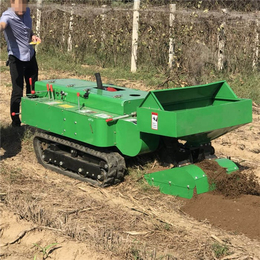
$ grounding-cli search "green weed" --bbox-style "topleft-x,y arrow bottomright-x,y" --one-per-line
0,66 -> 9,73
33,243 -> 58,260
211,242 -> 230,258
21,127 -> 35,150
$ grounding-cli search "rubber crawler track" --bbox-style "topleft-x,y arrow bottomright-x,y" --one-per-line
33,132 -> 126,187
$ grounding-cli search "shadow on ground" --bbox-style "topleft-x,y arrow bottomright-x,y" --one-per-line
0,125 -> 29,160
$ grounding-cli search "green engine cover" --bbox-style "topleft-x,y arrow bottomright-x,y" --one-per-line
21,79 -> 159,156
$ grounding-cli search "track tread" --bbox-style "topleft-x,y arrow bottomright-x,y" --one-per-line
33,132 -> 126,187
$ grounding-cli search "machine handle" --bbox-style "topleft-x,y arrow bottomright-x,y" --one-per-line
29,77 -> 34,94
105,112 -> 137,123
95,73 -> 104,90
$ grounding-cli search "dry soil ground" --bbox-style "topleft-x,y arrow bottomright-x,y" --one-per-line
0,62 -> 260,260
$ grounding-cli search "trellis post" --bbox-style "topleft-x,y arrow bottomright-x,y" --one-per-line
101,5 -> 107,43
62,12 -> 66,43
67,3 -> 75,52
217,22 -> 226,70
35,0 -> 42,50
253,19 -> 259,70
131,0 -> 140,73
168,4 -> 176,69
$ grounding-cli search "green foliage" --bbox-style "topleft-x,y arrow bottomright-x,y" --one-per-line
127,162 -> 158,193
211,242 -> 230,258
228,73 -> 260,103
0,66 -> 9,73
131,247 -> 142,260
33,243 -> 58,260
2,4 -> 252,73
30,0 -> 259,11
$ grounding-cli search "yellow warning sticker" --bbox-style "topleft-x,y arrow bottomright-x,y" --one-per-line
59,104 -> 74,108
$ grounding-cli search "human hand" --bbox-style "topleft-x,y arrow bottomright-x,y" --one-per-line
31,35 -> 41,44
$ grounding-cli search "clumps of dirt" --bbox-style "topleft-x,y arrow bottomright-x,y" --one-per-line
213,171 -> 260,197
196,160 -> 260,198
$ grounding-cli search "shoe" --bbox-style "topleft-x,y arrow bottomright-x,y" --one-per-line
11,121 -> 21,127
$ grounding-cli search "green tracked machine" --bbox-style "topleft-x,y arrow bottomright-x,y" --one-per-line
20,74 -> 252,198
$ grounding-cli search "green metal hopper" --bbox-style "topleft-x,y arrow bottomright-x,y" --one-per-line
137,81 -> 252,145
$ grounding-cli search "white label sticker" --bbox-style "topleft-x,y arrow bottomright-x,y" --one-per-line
45,101 -> 61,105
95,113 -> 111,119
152,112 -> 158,130
79,110 -> 96,114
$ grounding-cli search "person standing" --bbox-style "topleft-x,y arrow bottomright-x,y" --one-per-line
0,0 -> 41,127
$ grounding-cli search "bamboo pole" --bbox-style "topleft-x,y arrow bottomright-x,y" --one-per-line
168,4 -> 176,69
131,0 -> 140,73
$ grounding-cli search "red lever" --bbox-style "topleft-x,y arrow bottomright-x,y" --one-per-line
11,112 -> 20,116
105,118 -> 113,122
46,84 -> 51,99
29,77 -> 33,93
77,92 -> 80,109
